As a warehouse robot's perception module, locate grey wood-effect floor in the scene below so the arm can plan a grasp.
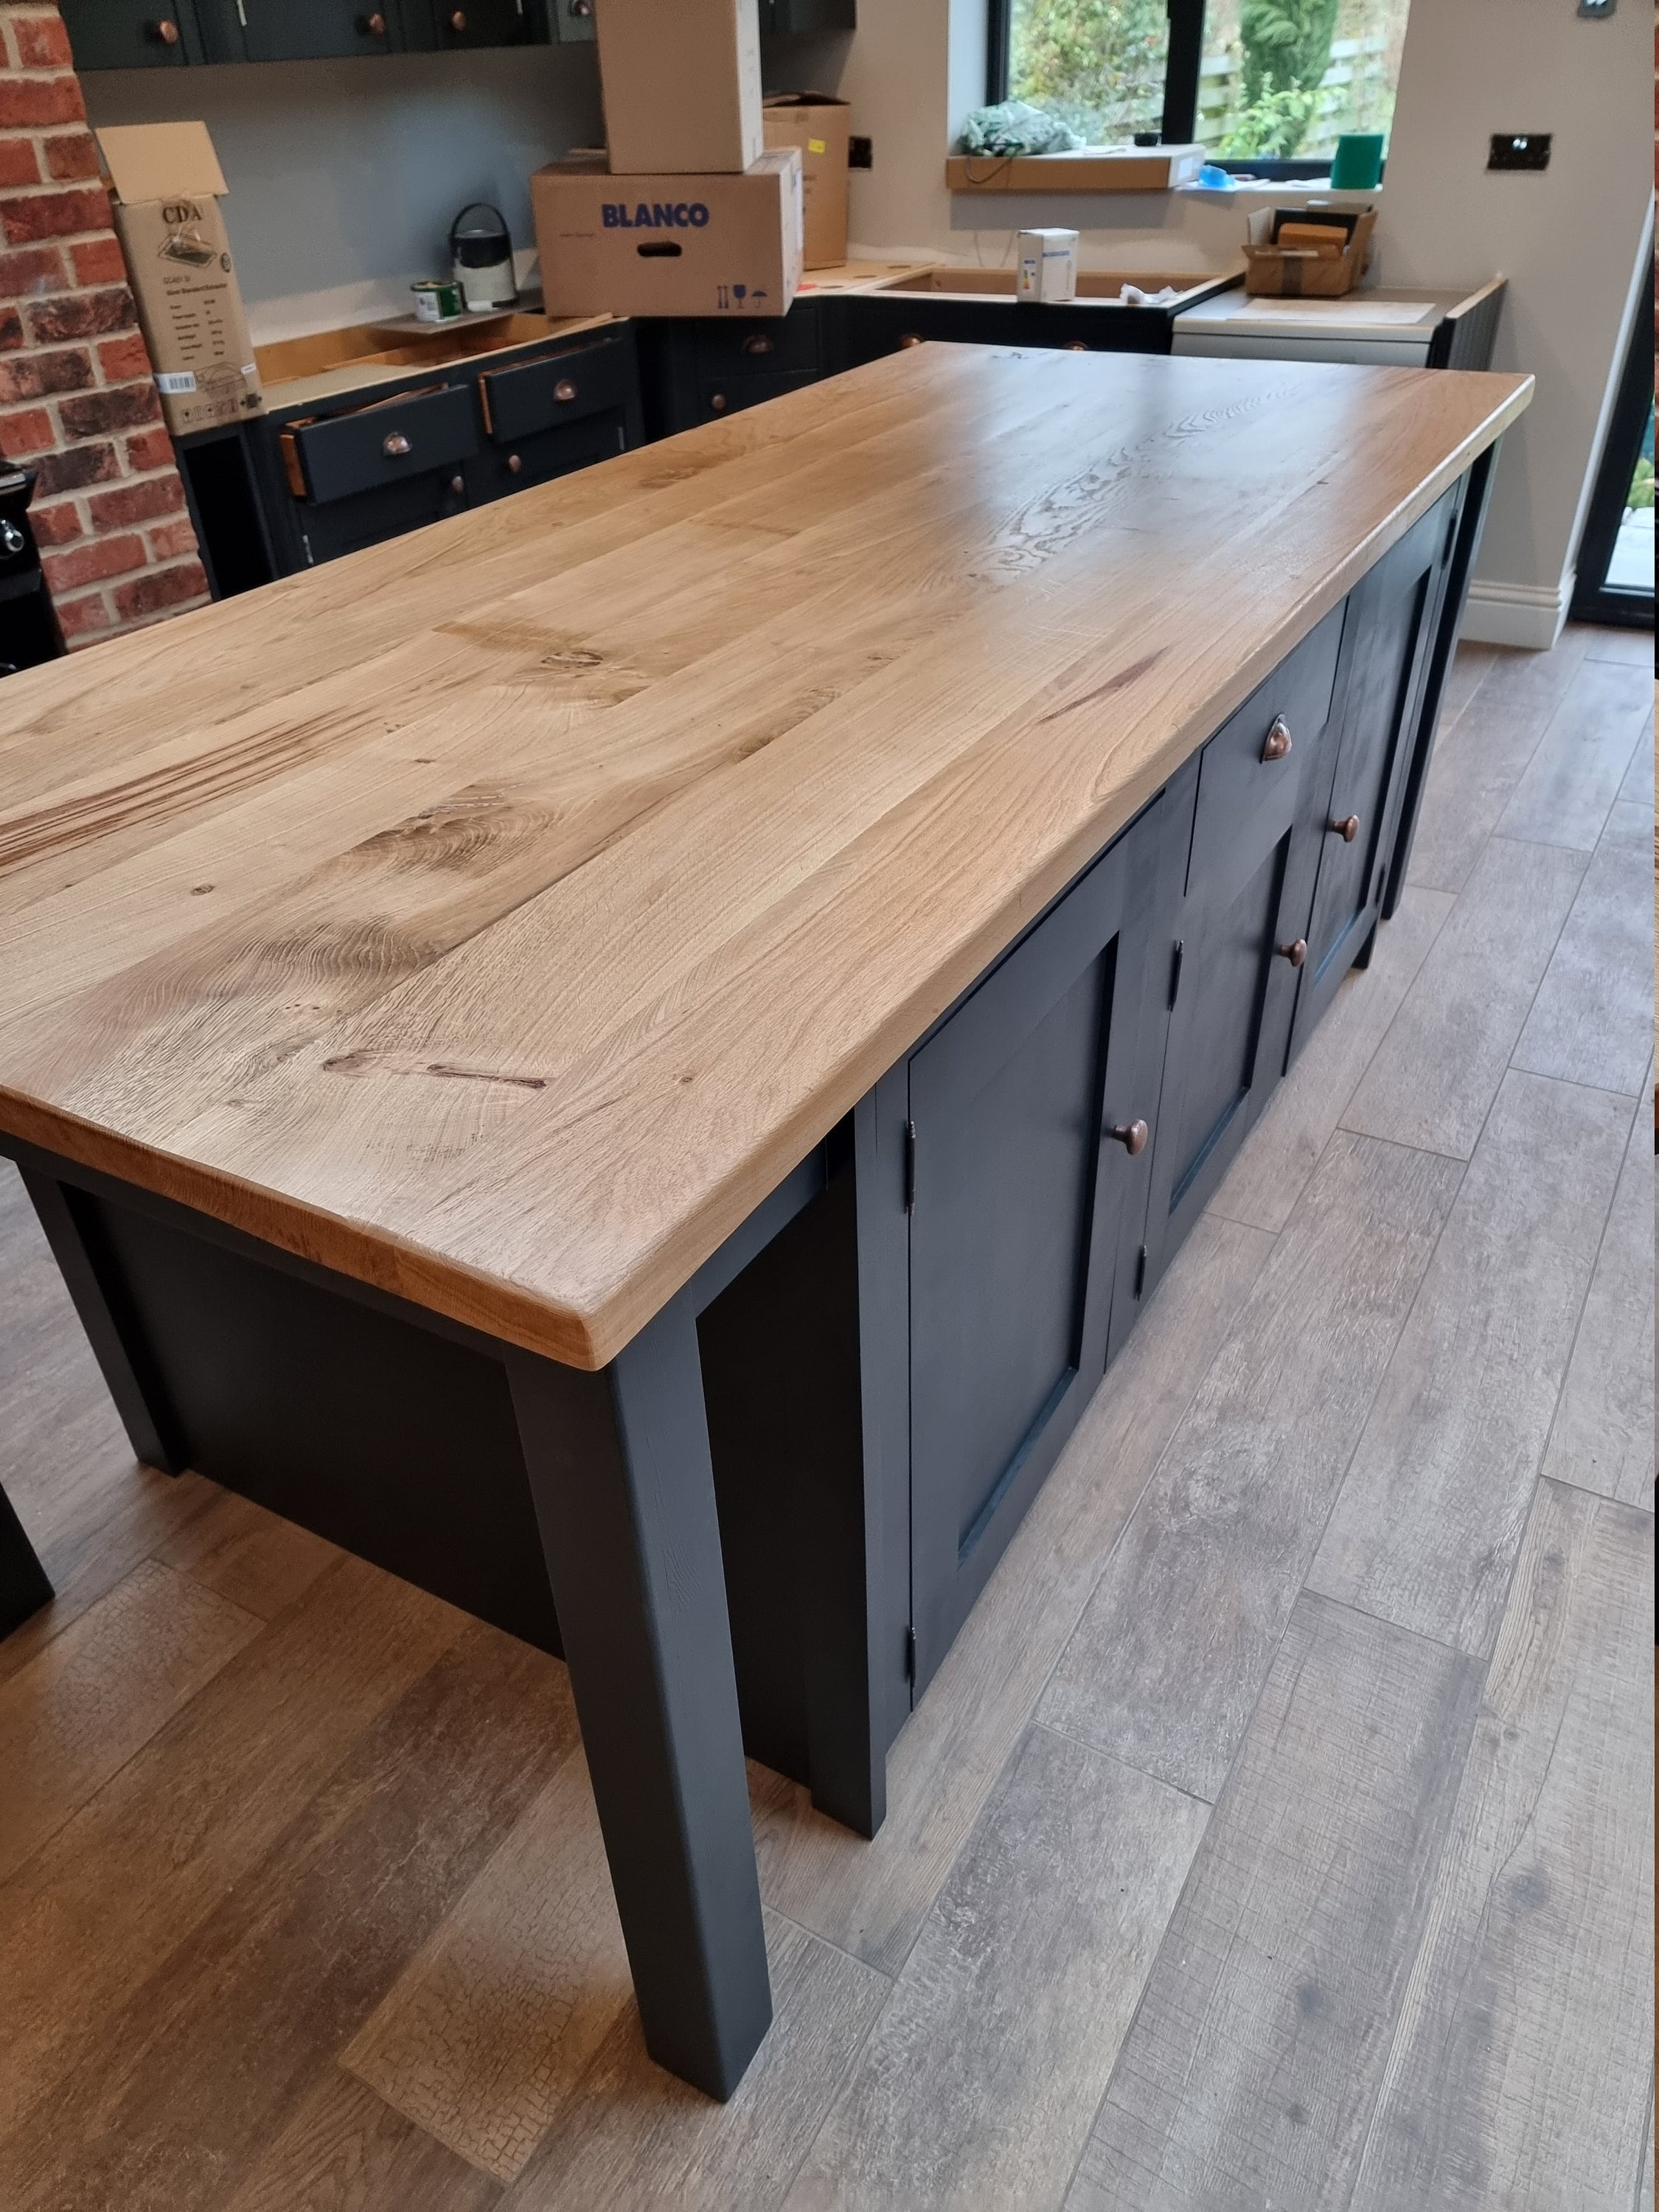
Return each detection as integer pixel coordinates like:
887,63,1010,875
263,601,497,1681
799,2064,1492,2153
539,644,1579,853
0,624,1652,2212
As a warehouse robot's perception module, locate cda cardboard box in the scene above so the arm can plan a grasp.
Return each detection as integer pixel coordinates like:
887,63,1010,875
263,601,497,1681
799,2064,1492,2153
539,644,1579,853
762,94,850,270
532,149,802,319
97,121,262,437
595,0,762,175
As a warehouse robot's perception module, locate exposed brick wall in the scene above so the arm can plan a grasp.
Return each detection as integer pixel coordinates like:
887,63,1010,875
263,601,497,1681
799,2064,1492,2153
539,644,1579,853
0,2,207,647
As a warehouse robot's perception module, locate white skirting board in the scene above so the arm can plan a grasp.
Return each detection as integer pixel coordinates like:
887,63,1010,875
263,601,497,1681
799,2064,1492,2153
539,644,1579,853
1461,576,1572,650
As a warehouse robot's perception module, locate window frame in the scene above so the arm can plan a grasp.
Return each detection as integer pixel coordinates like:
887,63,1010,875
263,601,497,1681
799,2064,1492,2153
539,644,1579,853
986,0,1208,142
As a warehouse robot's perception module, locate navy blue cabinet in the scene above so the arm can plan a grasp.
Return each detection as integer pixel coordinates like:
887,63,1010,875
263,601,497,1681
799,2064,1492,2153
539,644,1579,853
60,0,205,66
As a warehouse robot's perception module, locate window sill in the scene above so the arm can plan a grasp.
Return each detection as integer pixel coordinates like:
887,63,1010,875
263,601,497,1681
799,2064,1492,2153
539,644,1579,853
945,147,1206,195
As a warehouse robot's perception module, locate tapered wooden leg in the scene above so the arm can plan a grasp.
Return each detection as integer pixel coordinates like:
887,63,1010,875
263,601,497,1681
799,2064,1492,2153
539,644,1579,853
0,1483,52,1638
508,1293,773,2101
20,1170,189,1475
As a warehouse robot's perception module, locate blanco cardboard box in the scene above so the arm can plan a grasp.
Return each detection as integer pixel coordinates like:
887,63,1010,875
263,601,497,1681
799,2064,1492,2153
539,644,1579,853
1015,229,1078,304
532,150,802,319
595,0,762,175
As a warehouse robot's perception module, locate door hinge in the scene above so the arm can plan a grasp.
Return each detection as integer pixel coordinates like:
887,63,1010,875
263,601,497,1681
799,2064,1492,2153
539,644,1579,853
1133,1243,1147,1298
1168,936,1184,1009
904,1625,917,1682
903,1119,917,1213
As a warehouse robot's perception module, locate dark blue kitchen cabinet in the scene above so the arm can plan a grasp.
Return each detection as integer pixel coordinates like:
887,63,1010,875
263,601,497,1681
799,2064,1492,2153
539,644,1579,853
60,0,206,66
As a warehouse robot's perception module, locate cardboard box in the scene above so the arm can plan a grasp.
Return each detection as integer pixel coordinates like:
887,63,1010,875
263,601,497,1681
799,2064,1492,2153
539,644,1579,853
532,150,802,319
1015,228,1077,303
762,94,849,270
595,0,762,175
97,121,262,437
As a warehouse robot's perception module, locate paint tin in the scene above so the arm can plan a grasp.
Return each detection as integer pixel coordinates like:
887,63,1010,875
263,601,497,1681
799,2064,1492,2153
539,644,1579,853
411,279,465,323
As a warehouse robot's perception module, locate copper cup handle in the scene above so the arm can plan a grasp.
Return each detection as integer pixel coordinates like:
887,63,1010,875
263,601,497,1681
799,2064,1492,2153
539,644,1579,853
1261,716,1292,762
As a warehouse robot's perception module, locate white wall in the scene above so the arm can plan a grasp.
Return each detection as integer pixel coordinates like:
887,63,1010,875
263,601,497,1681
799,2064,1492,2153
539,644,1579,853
83,47,602,342
1379,0,1653,644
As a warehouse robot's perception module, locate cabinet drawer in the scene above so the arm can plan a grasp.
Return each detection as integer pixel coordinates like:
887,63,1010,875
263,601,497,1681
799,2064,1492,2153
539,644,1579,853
696,314,821,376
478,342,630,445
1188,605,1344,892
474,408,628,499
281,383,479,506
62,0,204,66
234,0,406,58
698,371,817,423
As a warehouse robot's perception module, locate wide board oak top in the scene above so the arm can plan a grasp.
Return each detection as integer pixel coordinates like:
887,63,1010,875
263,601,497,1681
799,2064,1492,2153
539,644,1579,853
0,347,1529,1368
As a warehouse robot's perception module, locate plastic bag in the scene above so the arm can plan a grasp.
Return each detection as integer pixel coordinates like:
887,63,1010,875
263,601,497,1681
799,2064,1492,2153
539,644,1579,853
957,101,1081,159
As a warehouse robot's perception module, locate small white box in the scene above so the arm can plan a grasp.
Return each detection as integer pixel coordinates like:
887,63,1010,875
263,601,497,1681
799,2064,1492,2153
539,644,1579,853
1015,228,1079,304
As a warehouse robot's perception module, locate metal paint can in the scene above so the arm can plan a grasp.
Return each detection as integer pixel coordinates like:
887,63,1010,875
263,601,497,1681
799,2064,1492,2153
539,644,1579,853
411,279,465,323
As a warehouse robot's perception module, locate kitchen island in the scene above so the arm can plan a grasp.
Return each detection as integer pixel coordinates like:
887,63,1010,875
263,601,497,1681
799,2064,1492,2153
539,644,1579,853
0,346,1528,2098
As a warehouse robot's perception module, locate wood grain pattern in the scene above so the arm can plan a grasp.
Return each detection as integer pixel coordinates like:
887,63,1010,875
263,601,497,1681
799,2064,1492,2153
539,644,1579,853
750,1211,1270,1973
1349,1480,1654,2212
1068,1593,1482,2212
1036,1130,1461,1801
0,1557,260,1882
504,1912,888,2211
0,349,1527,1366
1495,657,1653,852
786,1724,1208,2212
1310,1069,1632,1655
1538,1095,1655,1508
1207,885,1454,1234
1343,833,1586,1159
219,2072,501,2212
1513,797,1654,1097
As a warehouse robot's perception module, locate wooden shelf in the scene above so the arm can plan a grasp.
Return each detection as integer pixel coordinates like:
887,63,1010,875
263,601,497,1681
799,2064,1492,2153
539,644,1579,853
946,146,1206,195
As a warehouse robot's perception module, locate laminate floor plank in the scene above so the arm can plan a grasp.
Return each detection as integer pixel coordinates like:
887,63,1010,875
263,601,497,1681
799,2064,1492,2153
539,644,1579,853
1310,1069,1632,1655
504,1913,888,2212
0,1557,260,1885
1436,639,1501,729
1405,628,1593,896
1641,2094,1656,2212
750,1212,1272,1974
1579,624,1657,664
0,1617,574,2212
152,1489,341,1623
1342,834,1586,1160
1512,799,1654,1097
1208,886,1454,1234
1617,708,1654,805
219,2073,501,2212
1495,658,1653,852
345,1745,630,2184
785,1725,1207,2212
1067,1593,1482,2212
1037,1131,1461,1803
1539,1077,1655,1509
1349,1480,1654,2212
0,1554,465,2147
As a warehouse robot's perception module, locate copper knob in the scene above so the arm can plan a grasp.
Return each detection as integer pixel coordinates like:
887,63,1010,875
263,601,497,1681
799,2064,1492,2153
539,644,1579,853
449,474,465,495
359,10,387,31
1277,937,1308,967
900,333,924,348
450,9,467,27
150,17,181,41
742,334,774,355
1110,1119,1150,1156
1065,340,1090,351
507,452,523,473
1261,715,1292,762
554,378,577,401
709,392,728,413
1330,813,1360,842
381,431,411,456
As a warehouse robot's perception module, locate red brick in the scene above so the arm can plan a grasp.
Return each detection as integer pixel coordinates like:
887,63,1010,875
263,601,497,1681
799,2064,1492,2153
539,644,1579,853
125,426,175,473
56,588,114,642
33,439,119,495
0,403,51,455
0,344,91,402
45,532,148,594
147,516,198,562
43,131,101,184
97,331,152,384
0,77,84,131
1,186,112,246
0,138,40,189
70,237,126,288
28,287,134,344
60,382,159,439
0,243,66,299
88,473,184,529
13,13,75,69
0,307,22,352
30,499,82,547
113,558,209,622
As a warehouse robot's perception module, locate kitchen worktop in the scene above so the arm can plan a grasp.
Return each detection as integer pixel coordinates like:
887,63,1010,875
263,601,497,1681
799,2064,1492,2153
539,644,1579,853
0,347,1529,1370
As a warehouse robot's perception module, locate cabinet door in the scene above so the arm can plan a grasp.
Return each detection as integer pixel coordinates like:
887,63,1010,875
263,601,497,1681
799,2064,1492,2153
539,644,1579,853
1293,488,1461,1046
414,0,536,46
907,796,1168,1690
1140,602,1344,1296
233,1,403,58
61,1,204,67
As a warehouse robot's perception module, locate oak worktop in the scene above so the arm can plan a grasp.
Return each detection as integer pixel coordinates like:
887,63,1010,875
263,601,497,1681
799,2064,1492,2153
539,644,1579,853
0,347,1529,1367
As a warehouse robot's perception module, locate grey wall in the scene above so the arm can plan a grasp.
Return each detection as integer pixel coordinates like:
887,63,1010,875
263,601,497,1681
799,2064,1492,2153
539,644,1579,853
84,46,602,337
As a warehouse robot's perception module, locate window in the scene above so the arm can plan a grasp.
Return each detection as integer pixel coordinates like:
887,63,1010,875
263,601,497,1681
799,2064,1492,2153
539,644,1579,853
989,0,1413,170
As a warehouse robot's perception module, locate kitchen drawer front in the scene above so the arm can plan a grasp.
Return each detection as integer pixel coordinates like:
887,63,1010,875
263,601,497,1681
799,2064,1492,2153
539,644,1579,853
695,314,821,377
412,0,539,42
697,371,818,423
62,0,206,66
284,384,479,507
293,470,470,565
233,0,407,58
479,342,632,445
473,408,629,499
1187,604,1344,891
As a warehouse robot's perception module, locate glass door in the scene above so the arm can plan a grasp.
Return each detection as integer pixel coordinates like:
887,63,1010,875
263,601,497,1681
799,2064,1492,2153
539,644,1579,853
1571,301,1655,632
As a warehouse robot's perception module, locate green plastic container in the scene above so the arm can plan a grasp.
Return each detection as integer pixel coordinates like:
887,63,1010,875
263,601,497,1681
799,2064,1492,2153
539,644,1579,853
1329,133,1385,190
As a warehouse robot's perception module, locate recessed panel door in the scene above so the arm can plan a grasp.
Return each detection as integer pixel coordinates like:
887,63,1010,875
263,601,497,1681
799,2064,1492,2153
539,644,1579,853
907,799,1166,1691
